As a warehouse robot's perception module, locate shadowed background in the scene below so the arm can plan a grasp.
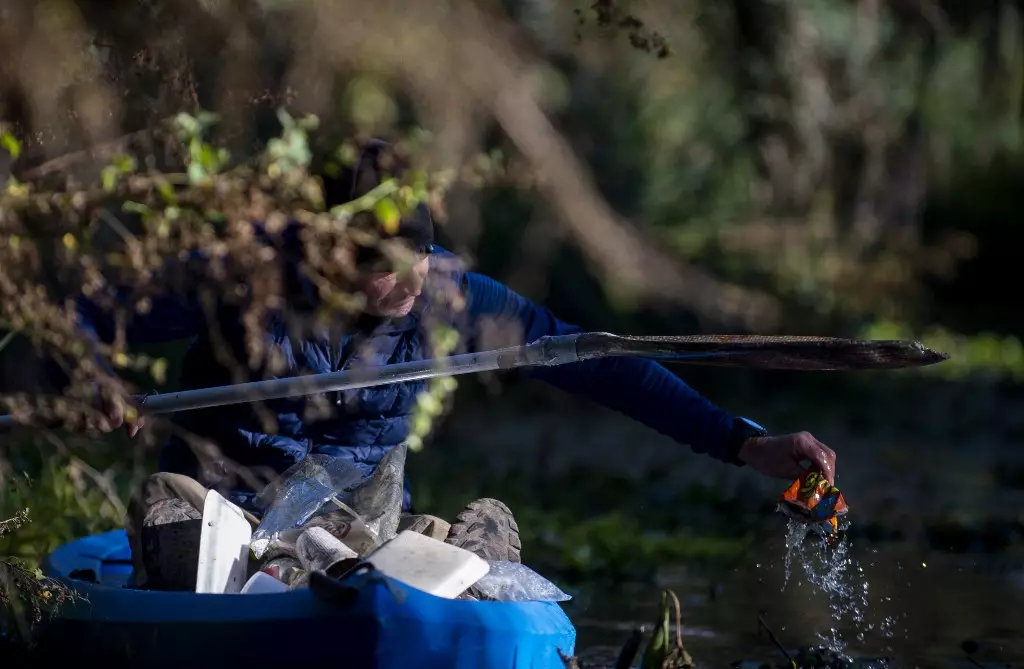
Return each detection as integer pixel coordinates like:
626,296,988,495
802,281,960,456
2,0,1023,665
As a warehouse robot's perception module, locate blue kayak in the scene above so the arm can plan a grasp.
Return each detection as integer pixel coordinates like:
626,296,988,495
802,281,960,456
39,530,577,668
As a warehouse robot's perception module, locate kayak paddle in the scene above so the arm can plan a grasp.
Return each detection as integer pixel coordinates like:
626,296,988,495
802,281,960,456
0,332,948,429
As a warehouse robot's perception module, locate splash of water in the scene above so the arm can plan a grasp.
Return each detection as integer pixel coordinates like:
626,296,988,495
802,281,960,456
780,518,895,657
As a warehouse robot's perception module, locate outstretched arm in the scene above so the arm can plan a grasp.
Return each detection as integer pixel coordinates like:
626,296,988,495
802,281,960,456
50,252,209,410
459,271,752,464
36,253,210,434
74,251,209,350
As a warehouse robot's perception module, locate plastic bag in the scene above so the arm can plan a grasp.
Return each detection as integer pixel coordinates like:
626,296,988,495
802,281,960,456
250,445,407,559
472,561,572,602
348,443,405,543
250,454,365,558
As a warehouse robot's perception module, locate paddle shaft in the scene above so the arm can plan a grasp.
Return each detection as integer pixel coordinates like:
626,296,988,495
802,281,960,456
0,334,581,430
0,332,947,430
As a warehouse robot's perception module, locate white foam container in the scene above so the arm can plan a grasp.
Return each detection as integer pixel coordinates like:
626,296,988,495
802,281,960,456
364,530,490,599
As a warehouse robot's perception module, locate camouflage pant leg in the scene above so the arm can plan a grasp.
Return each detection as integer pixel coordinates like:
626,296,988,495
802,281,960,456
125,472,260,588
397,513,451,541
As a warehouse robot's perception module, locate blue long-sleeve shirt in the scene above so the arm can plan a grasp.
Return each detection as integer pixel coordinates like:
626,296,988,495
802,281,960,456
73,244,747,509
460,272,739,461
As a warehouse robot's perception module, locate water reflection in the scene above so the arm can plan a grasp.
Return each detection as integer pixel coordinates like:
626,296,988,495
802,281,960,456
566,537,1023,667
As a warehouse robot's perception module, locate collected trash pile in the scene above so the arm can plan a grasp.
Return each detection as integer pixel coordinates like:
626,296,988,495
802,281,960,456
191,445,570,602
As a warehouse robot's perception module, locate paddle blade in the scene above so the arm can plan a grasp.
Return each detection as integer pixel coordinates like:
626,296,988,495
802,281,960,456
575,333,949,371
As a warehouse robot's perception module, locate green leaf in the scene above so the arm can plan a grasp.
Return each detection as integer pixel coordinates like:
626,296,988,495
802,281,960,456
187,162,206,184
174,112,200,139
416,392,442,415
276,108,296,130
640,591,671,669
101,166,119,193
205,209,226,224
374,197,402,234
199,144,217,170
156,180,176,203
412,411,433,436
0,131,21,159
195,111,220,129
112,154,136,174
297,113,320,132
122,201,151,215
150,358,168,385
5,176,27,197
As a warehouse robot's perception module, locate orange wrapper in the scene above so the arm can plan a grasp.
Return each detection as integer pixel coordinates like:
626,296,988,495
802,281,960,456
777,471,848,537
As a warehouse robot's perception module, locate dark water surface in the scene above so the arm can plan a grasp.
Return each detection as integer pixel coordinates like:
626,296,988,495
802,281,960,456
564,534,1023,668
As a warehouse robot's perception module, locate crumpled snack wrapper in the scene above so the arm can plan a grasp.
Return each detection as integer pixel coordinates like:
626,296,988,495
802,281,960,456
777,470,848,539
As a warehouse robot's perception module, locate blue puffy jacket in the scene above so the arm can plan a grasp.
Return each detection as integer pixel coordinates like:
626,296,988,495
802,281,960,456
75,237,752,512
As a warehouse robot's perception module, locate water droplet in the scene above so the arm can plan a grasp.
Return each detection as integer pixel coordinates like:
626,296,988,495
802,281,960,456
775,517,892,657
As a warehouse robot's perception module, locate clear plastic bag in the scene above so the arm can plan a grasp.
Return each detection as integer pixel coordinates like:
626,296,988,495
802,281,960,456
250,445,407,559
348,443,405,543
473,561,572,602
250,454,365,558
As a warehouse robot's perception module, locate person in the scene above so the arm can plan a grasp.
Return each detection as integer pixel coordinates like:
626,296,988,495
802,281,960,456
71,139,837,590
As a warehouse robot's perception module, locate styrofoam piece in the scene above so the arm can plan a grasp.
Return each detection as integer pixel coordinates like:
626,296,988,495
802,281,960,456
364,530,490,599
196,490,252,594
240,571,289,595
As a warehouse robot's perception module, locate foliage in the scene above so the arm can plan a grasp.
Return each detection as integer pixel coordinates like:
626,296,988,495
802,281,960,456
639,590,693,669
1,509,82,648
1,445,131,565
861,320,1024,382
1,0,1024,591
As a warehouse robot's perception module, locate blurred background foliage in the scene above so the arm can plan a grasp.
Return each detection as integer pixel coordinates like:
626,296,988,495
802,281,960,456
2,0,1024,580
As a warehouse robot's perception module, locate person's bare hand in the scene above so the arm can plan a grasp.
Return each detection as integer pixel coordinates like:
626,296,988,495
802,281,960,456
737,431,836,484
96,393,144,438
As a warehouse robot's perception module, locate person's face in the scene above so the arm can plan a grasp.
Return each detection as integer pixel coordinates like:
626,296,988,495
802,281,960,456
356,254,430,318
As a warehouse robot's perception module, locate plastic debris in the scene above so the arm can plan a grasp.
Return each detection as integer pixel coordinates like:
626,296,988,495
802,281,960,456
240,571,289,594
250,445,406,559
472,560,572,602
777,471,848,542
349,443,406,543
364,529,490,599
195,490,252,594
296,526,359,575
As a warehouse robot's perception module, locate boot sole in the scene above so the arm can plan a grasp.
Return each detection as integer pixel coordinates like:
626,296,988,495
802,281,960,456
445,498,522,564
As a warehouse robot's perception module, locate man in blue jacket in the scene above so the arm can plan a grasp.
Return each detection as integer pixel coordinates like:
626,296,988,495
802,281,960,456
83,140,836,589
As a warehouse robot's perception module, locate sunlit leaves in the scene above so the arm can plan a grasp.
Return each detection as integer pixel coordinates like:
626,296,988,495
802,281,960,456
173,111,220,140
373,197,401,234
174,112,230,184
0,130,21,160
266,109,317,177
404,324,461,453
0,102,501,461
860,320,1024,381
100,155,137,193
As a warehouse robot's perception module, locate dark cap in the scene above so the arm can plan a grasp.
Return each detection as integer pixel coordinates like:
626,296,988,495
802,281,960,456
321,139,434,270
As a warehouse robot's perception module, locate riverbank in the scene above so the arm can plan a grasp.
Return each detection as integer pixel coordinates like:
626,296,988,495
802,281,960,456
414,376,1024,579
